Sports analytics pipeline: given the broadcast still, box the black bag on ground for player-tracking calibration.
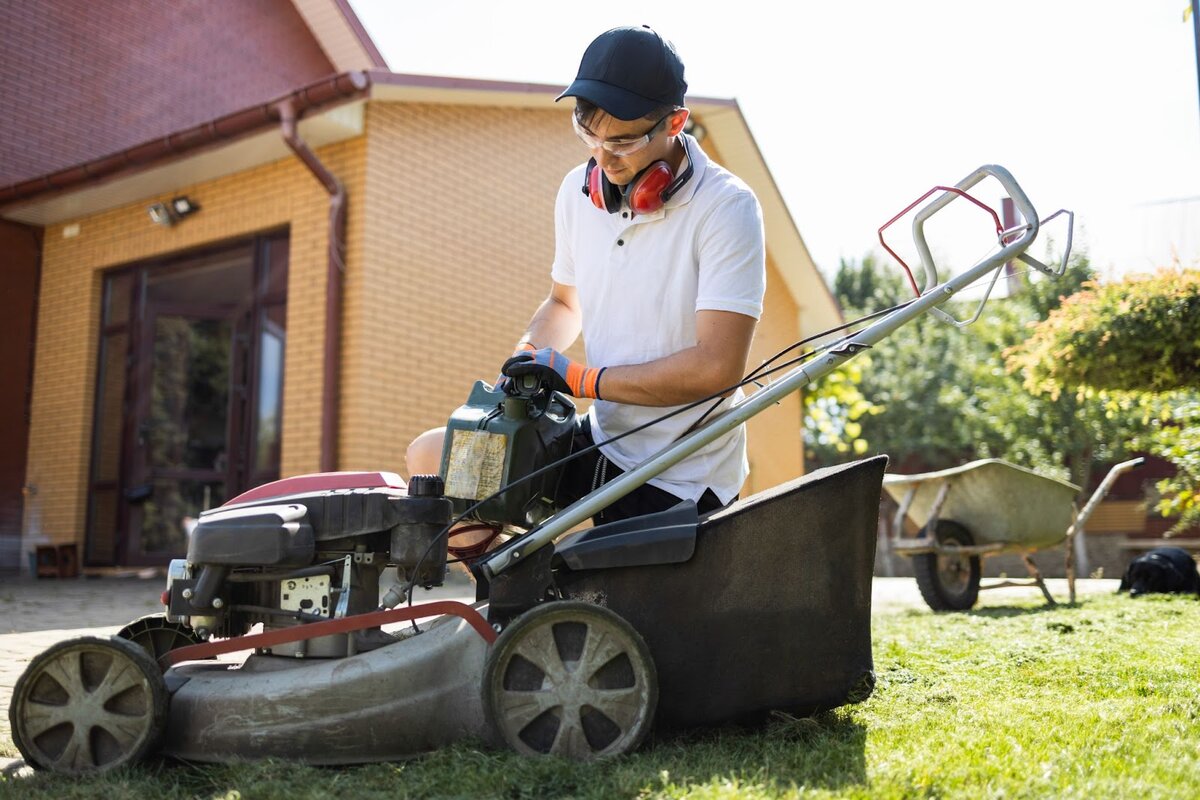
[1118,547,1200,597]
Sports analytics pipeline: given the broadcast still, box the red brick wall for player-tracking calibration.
[0,0,334,187]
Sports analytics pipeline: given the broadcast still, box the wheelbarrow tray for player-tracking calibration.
[883,459,1079,551]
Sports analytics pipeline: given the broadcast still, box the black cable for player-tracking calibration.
[682,298,916,435]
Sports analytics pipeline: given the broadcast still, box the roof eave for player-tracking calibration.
[290,0,388,71]
[0,72,372,213]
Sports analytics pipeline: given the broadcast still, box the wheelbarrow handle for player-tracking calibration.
[1074,457,1145,531]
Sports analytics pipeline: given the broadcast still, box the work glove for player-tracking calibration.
[494,343,536,392]
[502,347,605,399]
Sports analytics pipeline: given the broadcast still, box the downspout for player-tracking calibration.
[277,98,346,474]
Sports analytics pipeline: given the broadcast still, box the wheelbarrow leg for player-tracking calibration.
[1064,517,1077,604]
[1021,554,1056,606]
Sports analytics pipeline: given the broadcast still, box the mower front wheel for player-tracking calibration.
[482,601,657,760]
[9,636,169,774]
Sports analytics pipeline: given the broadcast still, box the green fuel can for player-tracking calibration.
[439,379,576,527]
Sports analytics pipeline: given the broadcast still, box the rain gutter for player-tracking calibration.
[276,97,348,473]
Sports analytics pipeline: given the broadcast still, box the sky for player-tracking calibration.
[349,0,1200,284]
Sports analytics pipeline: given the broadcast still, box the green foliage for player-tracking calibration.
[830,253,907,311]
[1008,268,1200,529]
[803,356,880,458]
[1130,395,1200,531]
[1008,268,1200,395]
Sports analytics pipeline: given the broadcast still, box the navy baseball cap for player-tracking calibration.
[557,26,687,121]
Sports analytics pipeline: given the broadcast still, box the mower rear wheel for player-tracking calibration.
[483,601,657,760]
[9,636,169,774]
[913,520,981,611]
[117,613,202,665]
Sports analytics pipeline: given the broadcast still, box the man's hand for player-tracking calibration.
[502,347,605,399]
[494,342,536,392]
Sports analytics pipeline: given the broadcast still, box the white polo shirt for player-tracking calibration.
[551,134,766,504]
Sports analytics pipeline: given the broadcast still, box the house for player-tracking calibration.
[0,0,841,572]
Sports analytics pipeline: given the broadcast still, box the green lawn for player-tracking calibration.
[4,591,1198,799]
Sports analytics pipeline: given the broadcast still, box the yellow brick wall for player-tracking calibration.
[24,136,367,548]
[1086,500,1147,533]
[345,102,584,471]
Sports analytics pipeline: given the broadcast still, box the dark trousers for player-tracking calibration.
[553,417,728,525]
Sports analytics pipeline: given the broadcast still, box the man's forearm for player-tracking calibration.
[596,310,756,406]
[598,347,745,406]
[519,295,581,354]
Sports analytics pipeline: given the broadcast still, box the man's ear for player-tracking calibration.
[669,108,690,137]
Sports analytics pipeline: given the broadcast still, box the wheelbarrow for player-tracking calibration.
[8,164,1073,772]
[883,457,1145,610]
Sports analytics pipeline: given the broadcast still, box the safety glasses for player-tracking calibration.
[572,112,675,157]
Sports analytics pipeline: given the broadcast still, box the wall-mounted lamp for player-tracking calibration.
[148,196,201,226]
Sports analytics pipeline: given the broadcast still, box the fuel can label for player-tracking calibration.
[445,429,507,500]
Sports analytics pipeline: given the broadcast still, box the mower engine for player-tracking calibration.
[164,472,451,657]
[162,378,575,659]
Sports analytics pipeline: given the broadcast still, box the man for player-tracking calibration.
[407,25,765,528]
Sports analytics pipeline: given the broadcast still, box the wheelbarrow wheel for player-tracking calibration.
[913,520,981,611]
[9,636,169,774]
[483,601,657,760]
[116,613,202,665]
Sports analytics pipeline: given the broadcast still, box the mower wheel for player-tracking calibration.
[483,601,657,760]
[913,520,981,611]
[9,636,169,774]
[117,613,202,665]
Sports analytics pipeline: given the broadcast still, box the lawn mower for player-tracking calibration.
[8,164,1073,773]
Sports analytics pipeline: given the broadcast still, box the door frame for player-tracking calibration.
[85,230,289,566]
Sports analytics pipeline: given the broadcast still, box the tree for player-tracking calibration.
[1006,268,1200,394]
[1006,268,1200,529]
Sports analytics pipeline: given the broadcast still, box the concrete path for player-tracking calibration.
[0,573,1119,773]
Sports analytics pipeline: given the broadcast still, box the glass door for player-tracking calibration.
[126,307,238,557]
[86,233,288,566]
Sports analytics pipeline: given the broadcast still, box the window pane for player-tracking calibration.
[147,247,253,306]
[150,317,231,471]
[255,315,285,475]
[139,479,224,554]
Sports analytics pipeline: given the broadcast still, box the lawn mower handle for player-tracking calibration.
[912,164,1039,296]
[479,164,1054,580]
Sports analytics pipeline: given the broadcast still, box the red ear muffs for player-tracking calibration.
[585,158,623,213]
[580,137,695,217]
[624,161,674,215]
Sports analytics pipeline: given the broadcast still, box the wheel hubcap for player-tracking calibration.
[488,607,655,759]
[14,643,156,773]
[937,536,971,594]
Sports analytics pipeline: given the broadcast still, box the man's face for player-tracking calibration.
[576,108,687,186]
